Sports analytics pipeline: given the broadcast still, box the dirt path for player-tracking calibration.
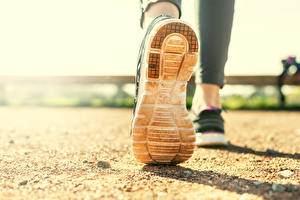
[0,108,299,200]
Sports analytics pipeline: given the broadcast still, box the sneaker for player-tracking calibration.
[193,106,228,146]
[131,15,199,164]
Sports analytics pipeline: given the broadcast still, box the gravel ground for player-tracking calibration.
[0,107,299,200]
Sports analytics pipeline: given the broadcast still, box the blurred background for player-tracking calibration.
[0,0,300,109]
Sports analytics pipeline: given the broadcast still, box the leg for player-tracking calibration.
[192,0,235,146]
[192,83,221,112]
[192,0,235,113]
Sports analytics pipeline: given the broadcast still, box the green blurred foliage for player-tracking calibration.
[1,84,300,110]
[222,95,278,110]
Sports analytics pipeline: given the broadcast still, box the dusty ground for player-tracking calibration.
[0,107,299,200]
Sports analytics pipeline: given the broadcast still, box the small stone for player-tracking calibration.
[250,158,262,163]
[184,170,191,175]
[19,180,28,186]
[82,160,88,163]
[42,175,49,179]
[253,181,264,185]
[233,179,238,183]
[9,140,14,144]
[272,183,285,193]
[201,158,207,161]
[266,149,278,154]
[97,161,111,169]
[278,170,294,178]
[268,136,275,141]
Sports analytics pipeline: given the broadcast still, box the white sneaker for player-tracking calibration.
[131,15,199,164]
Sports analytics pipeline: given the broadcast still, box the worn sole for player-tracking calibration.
[132,19,199,164]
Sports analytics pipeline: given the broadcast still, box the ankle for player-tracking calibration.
[143,2,179,28]
[192,84,221,114]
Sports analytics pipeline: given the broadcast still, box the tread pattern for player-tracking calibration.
[133,20,199,164]
[151,22,198,53]
[148,53,160,79]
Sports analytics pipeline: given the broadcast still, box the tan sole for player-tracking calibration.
[132,19,199,164]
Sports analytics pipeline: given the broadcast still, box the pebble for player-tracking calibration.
[184,170,191,175]
[9,140,14,144]
[272,183,285,193]
[43,175,49,179]
[233,179,238,183]
[97,161,111,169]
[278,170,294,178]
[19,180,28,186]
[253,181,264,185]
[266,149,278,154]
[267,136,275,141]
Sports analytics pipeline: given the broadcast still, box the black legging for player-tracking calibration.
[140,0,235,88]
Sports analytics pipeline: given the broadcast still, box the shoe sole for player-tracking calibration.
[195,133,228,146]
[132,19,199,164]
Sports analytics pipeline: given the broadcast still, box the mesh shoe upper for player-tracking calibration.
[133,15,173,115]
[193,108,225,134]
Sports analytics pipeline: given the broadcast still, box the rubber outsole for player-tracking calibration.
[195,133,228,146]
[132,19,199,164]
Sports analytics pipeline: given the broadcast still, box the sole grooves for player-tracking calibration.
[132,19,199,164]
